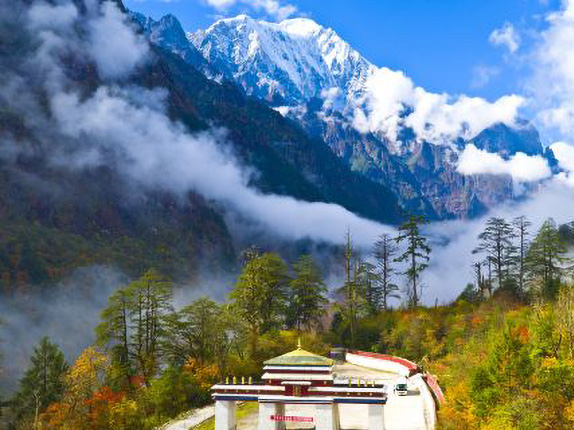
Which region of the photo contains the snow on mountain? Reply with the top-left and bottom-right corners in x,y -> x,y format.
189,15 -> 529,150
136,12 -> 548,219
188,15 -> 375,108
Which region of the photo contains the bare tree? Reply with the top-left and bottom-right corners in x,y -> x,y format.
513,216 -> 532,297
373,233 -> 400,310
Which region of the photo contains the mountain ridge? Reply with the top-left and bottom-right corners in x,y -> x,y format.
179,13 -> 547,219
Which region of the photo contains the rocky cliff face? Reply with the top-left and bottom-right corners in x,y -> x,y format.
0,0 -> 410,290
178,14 -> 547,219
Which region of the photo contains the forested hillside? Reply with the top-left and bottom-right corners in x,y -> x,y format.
4,214 -> 574,429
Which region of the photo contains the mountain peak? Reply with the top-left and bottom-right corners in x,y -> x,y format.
190,14 -> 372,106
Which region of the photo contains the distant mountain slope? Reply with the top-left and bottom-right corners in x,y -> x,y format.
0,0 -> 406,291
176,14 -> 546,219
142,44 -> 404,223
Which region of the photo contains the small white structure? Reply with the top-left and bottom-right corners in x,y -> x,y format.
211,343 -> 388,430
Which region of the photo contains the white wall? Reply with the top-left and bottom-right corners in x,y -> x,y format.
345,352 -> 411,377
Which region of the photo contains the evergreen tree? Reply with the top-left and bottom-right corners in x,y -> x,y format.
395,215 -> 431,307
287,254 -> 328,331
96,287 -> 132,386
128,269 -> 173,384
526,219 -> 568,300
458,283 -> 481,303
473,217 -> 516,292
373,233 -> 400,310
13,337 -> 68,424
240,245 -> 260,266
230,252 -> 289,356
165,298 -> 237,376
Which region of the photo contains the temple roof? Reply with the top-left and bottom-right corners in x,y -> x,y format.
264,342 -> 334,367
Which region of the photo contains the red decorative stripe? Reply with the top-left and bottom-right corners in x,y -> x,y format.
348,350 -> 420,375
424,373 -> 445,404
271,415 -> 313,422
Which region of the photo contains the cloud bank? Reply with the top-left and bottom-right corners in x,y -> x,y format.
353,67 -> 525,146
528,0 -> 574,139
205,0 -> 296,21
550,141 -> 574,186
457,144 -> 551,182
1,0 -> 391,248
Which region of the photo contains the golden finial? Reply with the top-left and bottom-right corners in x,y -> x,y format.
225,376 -> 229,384
249,376 -> 253,385
297,337 -> 302,350
233,376 -> 237,385
242,376 -> 245,385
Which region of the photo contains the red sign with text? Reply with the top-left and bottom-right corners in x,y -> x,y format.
271,415 -> 313,423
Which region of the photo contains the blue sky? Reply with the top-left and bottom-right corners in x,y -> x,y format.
124,0 -> 561,102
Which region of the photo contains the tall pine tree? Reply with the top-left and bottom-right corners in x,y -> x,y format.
231,253 -> 289,356
395,215 -> 431,307
128,269 -> 173,384
287,254 -> 328,331
473,217 -> 516,292
526,219 -> 568,300
96,287 -> 132,386
14,337 -> 68,424
337,230 -> 367,346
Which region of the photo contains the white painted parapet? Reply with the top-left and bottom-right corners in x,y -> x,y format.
345,351 -> 417,377
315,403 -> 340,430
411,374 -> 436,430
258,402 -> 285,430
368,403 -> 385,430
215,400 -> 237,430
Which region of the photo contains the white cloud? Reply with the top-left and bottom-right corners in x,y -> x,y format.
247,0 -> 296,21
457,144 -> 551,182
204,0 -> 296,21
13,0 -> 391,248
489,22 -> 520,53
426,181 -> 574,303
27,2 -> 78,30
49,86 -> 392,246
550,141 -> 574,186
528,0 -> 574,139
355,67 -> 525,145
87,1 -> 149,80
205,0 -> 236,9
471,65 -> 500,89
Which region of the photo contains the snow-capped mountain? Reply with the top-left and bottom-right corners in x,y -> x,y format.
188,15 -> 374,108
138,12 -> 549,219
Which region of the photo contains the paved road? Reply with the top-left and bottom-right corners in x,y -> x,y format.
159,405 -> 215,430
334,363 -> 426,430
